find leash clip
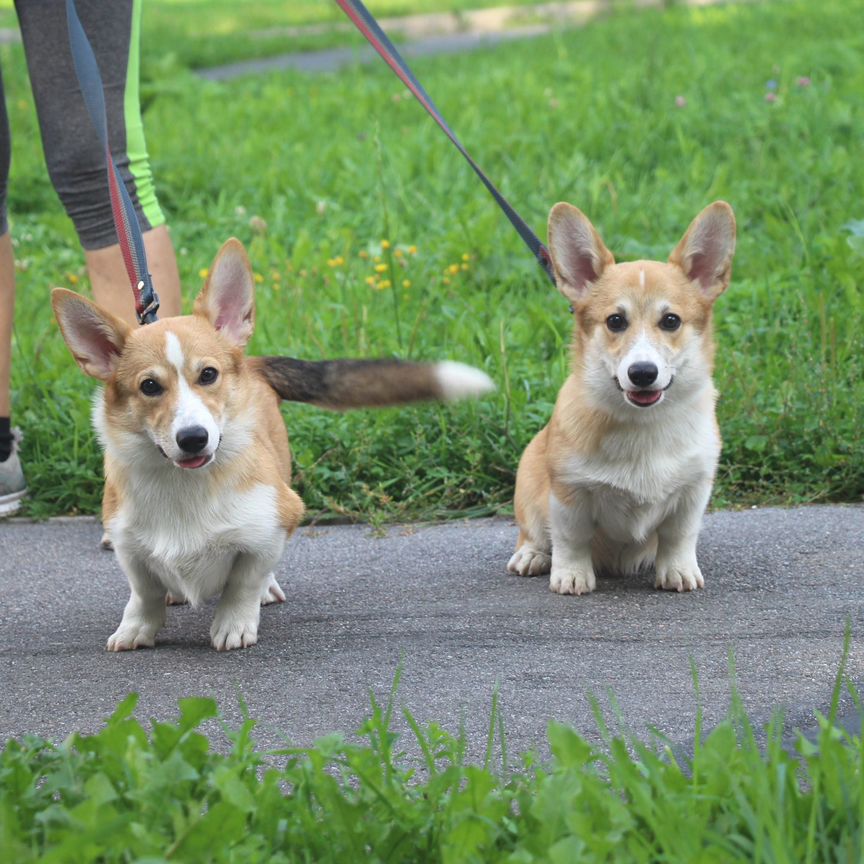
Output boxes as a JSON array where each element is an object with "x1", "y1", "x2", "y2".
[{"x1": 136, "y1": 282, "x2": 160, "y2": 326}]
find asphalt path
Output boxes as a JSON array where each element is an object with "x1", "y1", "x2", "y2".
[{"x1": 1, "y1": 506, "x2": 862, "y2": 758}]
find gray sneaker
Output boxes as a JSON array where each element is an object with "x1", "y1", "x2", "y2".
[{"x1": 0, "y1": 429, "x2": 27, "y2": 517}]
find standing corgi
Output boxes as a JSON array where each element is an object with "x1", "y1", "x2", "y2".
[
  {"x1": 508, "y1": 202, "x2": 736, "y2": 595},
  {"x1": 52, "y1": 239, "x2": 493, "y2": 651}
]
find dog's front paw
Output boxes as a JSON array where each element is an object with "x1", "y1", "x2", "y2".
[
  {"x1": 106, "y1": 620, "x2": 158, "y2": 651},
  {"x1": 550, "y1": 564, "x2": 596, "y2": 596},
  {"x1": 508, "y1": 544, "x2": 552, "y2": 577},
  {"x1": 210, "y1": 611, "x2": 259, "y2": 651},
  {"x1": 655, "y1": 562, "x2": 704, "y2": 592},
  {"x1": 260, "y1": 573, "x2": 286, "y2": 605}
]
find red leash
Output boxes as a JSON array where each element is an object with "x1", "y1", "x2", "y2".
[{"x1": 335, "y1": 0, "x2": 556, "y2": 285}]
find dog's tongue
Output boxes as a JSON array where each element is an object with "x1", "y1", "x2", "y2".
[
  {"x1": 177, "y1": 455, "x2": 209, "y2": 470},
  {"x1": 628, "y1": 389, "x2": 663, "y2": 407}
]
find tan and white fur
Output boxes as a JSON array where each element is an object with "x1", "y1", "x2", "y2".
[
  {"x1": 508, "y1": 202, "x2": 736, "y2": 595},
  {"x1": 52, "y1": 239, "x2": 493, "y2": 651}
]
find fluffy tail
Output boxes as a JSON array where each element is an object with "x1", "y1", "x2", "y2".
[{"x1": 250, "y1": 357, "x2": 494, "y2": 410}]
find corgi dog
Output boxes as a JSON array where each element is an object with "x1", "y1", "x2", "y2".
[
  {"x1": 52, "y1": 239, "x2": 493, "y2": 651},
  {"x1": 508, "y1": 202, "x2": 736, "y2": 595}
]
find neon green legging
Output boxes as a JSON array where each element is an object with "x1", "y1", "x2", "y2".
[{"x1": 0, "y1": 0, "x2": 166, "y2": 249}]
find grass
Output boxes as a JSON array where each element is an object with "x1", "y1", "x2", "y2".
[
  {"x1": 2, "y1": 654, "x2": 864, "y2": 862},
  {"x1": 3, "y1": 0, "x2": 864, "y2": 520}
]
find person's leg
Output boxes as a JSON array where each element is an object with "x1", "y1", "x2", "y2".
[
  {"x1": 0, "y1": 232, "x2": 14, "y2": 423},
  {"x1": 86, "y1": 224, "x2": 181, "y2": 321},
  {"x1": 0, "y1": 233, "x2": 15, "y2": 467},
  {"x1": 0, "y1": 193, "x2": 26, "y2": 511},
  {"x1": 0, "y1": 56, "x2": 17, "y2": 473},
  {"x1": 16, "y1": 0, "x2": 181, "y2": 325}
]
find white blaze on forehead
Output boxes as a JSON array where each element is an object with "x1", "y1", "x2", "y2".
[
  {"x1": 165, "y1": 331, "x2": 220, "y2": 450},
  {"x1": 639, "y1": 268, "x2": 646, "y2": 290},
  {"x1": 165, "y1": 330, "x2": 185, "y2": 371}
]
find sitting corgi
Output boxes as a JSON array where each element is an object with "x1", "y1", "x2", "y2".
[
  {"x1": 508, "y1": 202, "x2": 736, "y2": 595},
  {"x1": 53, "y1": 239, "x2": 493, "y2": 650}
]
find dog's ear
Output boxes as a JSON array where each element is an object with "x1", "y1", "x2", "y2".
[
  {"x1": 194, "y1": 238, "x2": 255, "y2": 347},
  {"x1": 669, "y1": 201, "x2": 736, "y2": 301},
  {"x1": 51, "y1": 289, "x2": 129, "y2": 380},
  {"x1": 547, "y1": 203, "x2": 615, "y2": 304}
]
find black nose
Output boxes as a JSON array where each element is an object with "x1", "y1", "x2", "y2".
[
  {"x1": 176, "y1": 426, "x2": 209, "y2": 454},
  {"x1": 628, "y1": 362, "x2": 658, "y2": 388}
]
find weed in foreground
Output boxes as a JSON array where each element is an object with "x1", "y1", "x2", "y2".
[{"x1": 2, "y1": 643, "x2": 863, "y2": 863}]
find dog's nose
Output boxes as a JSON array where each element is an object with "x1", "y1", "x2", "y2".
[
  {"x1": 176, "y1": 426, "x2": 209, "y2": 454},
  {"x1": 628, "y1": 362, "x2": 658, "y2": 388}
]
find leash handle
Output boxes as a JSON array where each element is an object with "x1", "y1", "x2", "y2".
[
  {"x1": 66, "y1": 0, "x2": 159, "y2": 324},
  {"x1": 335, "y1": 0, "x2": 556, "y2": 285}
]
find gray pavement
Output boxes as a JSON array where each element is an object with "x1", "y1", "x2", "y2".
[
  {"x1": 197, "y1": 27, "x2": 551, "y2": 81},
  {"x1": 1, "y1": 506, "x2": 862, "y2": 758},
  {"x1": 197, "y1": 0, "x2": 749, "y2": 80}
]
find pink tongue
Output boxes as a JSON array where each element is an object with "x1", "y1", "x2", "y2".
[
  {"x1": 177, "y1": 455, "x2": 208, "y2": 469},
  {"x1": 629, "y1": 390, "x2": 662, "y2": 406}
]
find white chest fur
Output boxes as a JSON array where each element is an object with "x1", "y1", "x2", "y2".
[
  {"x1": 110, "y1": 474, "x2": 285, "y2": 604},
  {"x1": 557, "y1": 402, "x2": 720, "y2": 545}
]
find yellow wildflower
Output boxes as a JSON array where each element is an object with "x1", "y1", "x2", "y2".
[
  {"x1": 67, "y1": 273, "x2": 79, "y2": 285},
  {"x1": 375, "y1": 263, "x2": 388, "y2": 273},
  {"x1": 462, "y1": 253, "x2": 471, "y2": 261},
  {"x1": 379, "y1": 279, "x2": 391, "y2": 290},
  {"x1": 254, "y1": 273, "x2": 264, "y2": 284},
  {"x1": 447, "y1": 264, "x2": 460, "y2": 276},
  {"x1": 402, "y1": 279, "x2": 411, "y2": 288},
  {"x1": 408, "y1": 245, "x2": 417, "y2": 255},
  {"x1": 381, "y1": 239, "x2": 391, "y2": 250},
  {"x1": 198, "y1": 268, "x2": 209, "y2": 279}
]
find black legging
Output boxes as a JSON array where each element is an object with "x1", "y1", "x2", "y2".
[{"x1": 0, "y1": 0, "x2": 165, "y2": 249}]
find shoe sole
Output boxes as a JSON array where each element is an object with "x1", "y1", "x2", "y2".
[{"x1": 0, "y1": 489, "x2": 27, "y2": 517}]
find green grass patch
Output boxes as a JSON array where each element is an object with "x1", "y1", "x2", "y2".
[
  {"x1": 3, "y1": 658, "x2": 864, "y2": 862},
  {"x1": 4, "y1": 0, "x2": 864, "y2": 519}
]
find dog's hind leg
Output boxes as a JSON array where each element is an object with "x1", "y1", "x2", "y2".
[
  {"x1": 508, "y1": 429, "x2": 552, "y2": 577},
  {"x1": 508, "y1": 530, "x2": 552, "y2": 577},
  {"x1": 621, "y1": 536, "x2": 658, "y2": 575},
  {"x1": 260, "y1": 572, "x2": 286, "y2": 605},
  {"x1": 100, "y1": 476, "x2": 118, "y2": 551}
]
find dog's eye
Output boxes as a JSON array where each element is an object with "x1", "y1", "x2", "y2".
[
  {"x1": 199, "y1": 367, "x2": 219, "y2": 385},
  {"x1": 606, "y1": 314, "x2": 628, "y2": 332},
  {"x1": 140, "y1": 378, "x2": 163, "y2": 397},
  {"x1": 659, "y1": 313, "x2": 682, "y2": 331}
]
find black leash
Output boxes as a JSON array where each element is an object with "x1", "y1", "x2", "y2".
[{"x1": 335, "y1": 0, "x2": 556, "y2": 285}]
